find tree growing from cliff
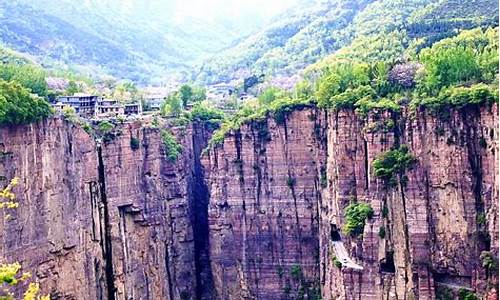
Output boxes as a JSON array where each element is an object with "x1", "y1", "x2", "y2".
[
  {"x1": 0, "y1": 64, "x2": 48, "y2": 97},
  {"x1": 0, "y1": 178, "x2": 50, "y2": 300},
  {"x1": 372, "y1": 145, "x2": 416, "y2": 187},
  {"x1": 160, "y1": 130, "x2": 182, "y2": 162},
  {"x1": 342, "y1": 202, "x2": 374, "y2": 237}
]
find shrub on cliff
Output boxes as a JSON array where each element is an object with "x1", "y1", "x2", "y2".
[
  {"x1": 458, "y1": 289, "x2": 477, "y2": 300},
  {"x1": 343, "y1": 202, "x2": 374, "y2": 237},
  {"x1": 0, "y1": 80, "x2": 52, "y2": 126},
  {"x1": 416, "y1": 27, "x2": 498, "y2": 95},
  {"x1": 480, "y1": 251, "x2": 498, "y2": 273},
  {"x1": 372, "y1": 145, "x2": 416, "y2": 186},
  {"x1": 332, "y1": 256, "x2": 342, "y2": 269},
  {"x1": 130, "y1": 137, "x2": 140, "y2": 151},
  {"x1": 412, "y1": 83, "x2": 498, "y2": 111},
  {"x1": 188, "y1": 101, "x2": 225, "y2": 130},
  {"x1": 161, "y1": 130, "x2": 182, "y2": 162},
  {"x1": 0, "y1": 63, "x2": 48, "y2": 97}
]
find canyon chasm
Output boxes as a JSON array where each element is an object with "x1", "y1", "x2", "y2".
[{"x1": 0, "y1": 104, "x2": 498, "y2": 300}]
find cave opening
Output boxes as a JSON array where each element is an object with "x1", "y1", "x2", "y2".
[
  {"x1": 330, "y1": 224, "x2": 341, "y2": 241},
  {"x1": 380, "y1": 251, "x2": 395, "y2": 273}
]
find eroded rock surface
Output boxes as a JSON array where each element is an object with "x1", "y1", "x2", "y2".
[{"x1": 0, "y1": 104, "x2": 497, "y2": 300}]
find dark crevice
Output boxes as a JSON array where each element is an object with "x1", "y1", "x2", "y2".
[
  {"x1": 190, "y1": 122, "x2": 215, "y2": 300},
  {"x1": 164, "y1": 244, "x2": 175, "y2": 300},
  {"x1": 97, "y1": 145, "x2": 117, "y2": 300}
]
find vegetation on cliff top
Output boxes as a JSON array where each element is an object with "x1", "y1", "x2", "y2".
[
  {"x1": 207, "y1": 27, "x2": 498, "y2": 148},
  {"x1": 0, "y1": 80, "x2": 52, "y2": 126}
]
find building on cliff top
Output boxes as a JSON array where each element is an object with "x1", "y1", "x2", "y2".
[
  {"x1": 55, "y1": 94, "x2": 142, "y2": 119},
  {"x1": 56, "y1": 94, "x2": 101, "y2": 118}
]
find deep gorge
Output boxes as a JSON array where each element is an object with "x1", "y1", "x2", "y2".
[{"x1": 0, "y1": 104, "x2": 497, "y2": 300}]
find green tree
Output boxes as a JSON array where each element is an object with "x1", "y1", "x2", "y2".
[
  {"x1": 258, "y1": 87, "x2": 284, "y2": 106},
  {"x1": 0, "y1": 80, "x2": 52, "y2": 126},
  {"x1": 179, "y1": 85, "x2": 193, "y2": 108},
  {"x1": 65, "y1": 80, "x2": 80, "y2": 95},
  {"x1": 191, "y1": 86, "x2": 207, "y2": 103},
  {"x1": 343, "y1": 202, "x2": 374, "y2": 236},
  {"x1": 0, "y1": 64, "x2": 48, "y2": 97},
  {"x1": 161, "y1": 93, "x2": 182, "y2": 117}
]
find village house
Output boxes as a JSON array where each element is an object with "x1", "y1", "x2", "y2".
[
  {"x1": 96, "y1": 98, "x2": 124, "y2": 118},
  {"x1": 143, "y1": 95, "x2": 164, "y2": 110},
  {"x1": 206, "y1": 83, "x2": 235, "y2": 102},
  {"x1": 56, "y1": 94, "x2": 101, "y2": 118},
  {"x1": 55, "y1": 93, "x2": 143, "y2": 119},
  {"x1": 124, "y1": 103, "x2": 142, "y2": 116}
]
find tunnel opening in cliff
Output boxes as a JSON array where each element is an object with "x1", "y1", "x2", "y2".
[
  {"x1": 380, "y1": 251, "x2": 396, "y2": 274},
  {"x1": 330, "y1": 224, "x2": 341, "y2": 241}
]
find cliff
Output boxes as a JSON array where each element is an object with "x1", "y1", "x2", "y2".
[
  {"x1": 0, "y1": 103, "x2": 497, "y2": 300},
  {"x1": 203, "y1": 104, "x2": 498, "y2": 299},
  {"x1": 0, "y1": 119, "x2": 211, "y2": 299}
]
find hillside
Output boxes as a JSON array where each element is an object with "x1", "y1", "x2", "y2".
[
  {"x1": 0, "y1": 0, "x2": 284, "y2": 84},
  {"x1": 195, "y1": 0, "x2": 499, "y2": 84}
]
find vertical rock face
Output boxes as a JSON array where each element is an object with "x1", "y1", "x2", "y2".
[
  {"x1": 0, "y1": 119, "x2": 207, "y2": 300},
  {"x1": 319, "y1": 105, "x2": 499, "y2": 300},
  {"x1": 203, "y1": 108, "x2": 327, "y2": 299},
  {"x1": 0, "y1": 104, "x2": 497, "y2": 300}
]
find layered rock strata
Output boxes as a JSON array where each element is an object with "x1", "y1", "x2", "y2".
[{"x1": 0, "y1": 103, "x2": 497, "y2": 300}]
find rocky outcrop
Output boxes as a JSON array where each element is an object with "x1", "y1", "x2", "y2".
[{"x1": 0, "y1": 103, "x2": 497, "y2": 300}]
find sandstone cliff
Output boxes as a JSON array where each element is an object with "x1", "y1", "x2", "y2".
[
  {"x1": 0, "y1": 119, "x2": 211, "y2": 300},
  {"x1": 203, "y1": 104, "x2": 498, "y2": 300},
  {"x1": 0, "y1": 103, "x2": 497, "y2": 300}
]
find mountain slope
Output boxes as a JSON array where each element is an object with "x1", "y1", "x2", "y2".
[
  {"x1": 0, "y1": 0, "x2": 287, "y2": 84},
  {"x1": 195, "y1": 0, "x2": 499, "y2": 84}
]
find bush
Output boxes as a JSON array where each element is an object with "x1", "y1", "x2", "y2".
[
  {"x1": 286, "y1": 176, "x2": 296, "y2": 189},
  {"x1": 130, "y1": 137, "x2": 140, "y2": 151},
  {"x1": 161, "y1": 130, "x2": 182, "y2": 162},
  {"x1": 62, "y1": 106, "x2": 77, "y2": 122},
  {"x1": 0, "y1": 63, "x2": 48, "y2": 97},
  {"x1": 476, "y1": 213, "x2": 486, "y2": 225},
  {"x1": 332, "y1": 256, "x2": 342, "y2": 269},
  {"x1": 458, "y1": 289, "x2": 477, "y2": 300},
  {"x1": 98, "y1": 120, "x2": 115, "y2": 133},
  {"x1": 290, "y1": 264, "x2": 302, "y2": 280},
  {"x1": 343, "y1": 202, "x2": 374, "y2": 236},
  {"x1": 378, "y1": 226, "x2": 386, "y2": 239},
  {"x1": 189, "y1": 101, "x2": 225, "y2": 129},
  {"x1": 480, "y1": 251, "x2": 498, "y2": 272},
  {"x1": 382, "y1": 205, "x2": 389, "y2": 218},
  {"x1": 372, "y1": 145, "x2": 416, "y2": 186},
  {"x1": 0, "y1": 80, "x2": 52, "y2": 125},
  {"x1": 189, "y1": 102, "x2": 225, "y2": 122}
]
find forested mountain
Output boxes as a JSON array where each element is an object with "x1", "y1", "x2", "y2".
[
  {"x1": 195, "y1": 0, "x2": 499, "y2": 84},
  {"x1": 0, "y1": 0, "x2": 292, "y2": 84}
]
